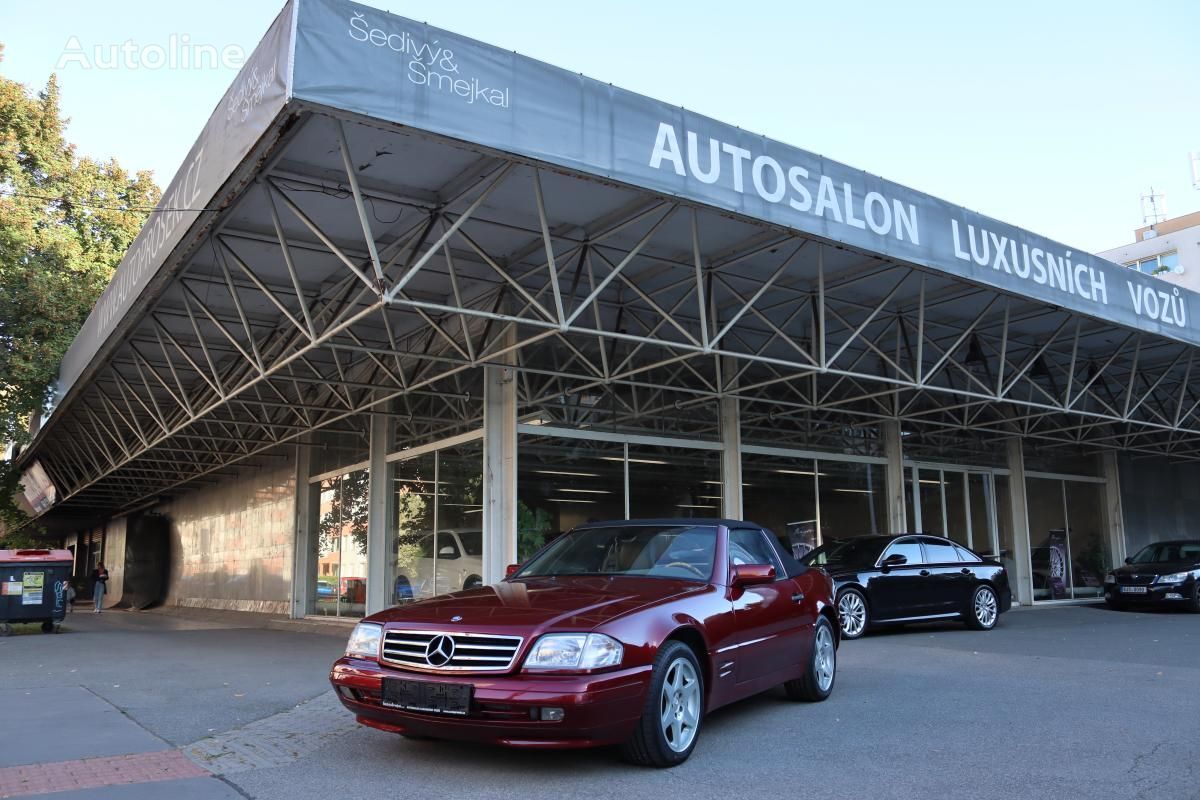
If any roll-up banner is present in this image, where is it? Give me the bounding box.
[292,0,1199,349]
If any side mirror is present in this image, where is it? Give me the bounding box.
[438,546,457,557]
[504,564,521,578]
[731,563,776,588]
[1124,557,1133,565]
[881,553,908,567]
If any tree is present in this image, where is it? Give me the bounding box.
[0,46,161,446]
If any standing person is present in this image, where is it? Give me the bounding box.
[91,565,109,614]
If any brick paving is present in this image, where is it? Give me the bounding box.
[185,691,358,774]
[0,750,209,799]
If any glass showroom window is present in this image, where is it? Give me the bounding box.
[816,460,886,541]
[627,445,721,519]
[387,442,484,604]
[742,453,819,558]
[312,468,369,618]
[516,435,626,561]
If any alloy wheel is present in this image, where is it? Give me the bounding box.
[838,591,867,638]
[975,587,998,628]
[814,623,836,692]
[659,657,701,753]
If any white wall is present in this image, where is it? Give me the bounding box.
[157,451,297,615]
[1097,223,1200,293]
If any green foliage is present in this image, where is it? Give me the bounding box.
[0,48,160,534]
[0,51,160,445]
[517,500,552,559]
[318,470,370,556]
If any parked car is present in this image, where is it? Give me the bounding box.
[393,530,483,603]
[801,534,1011,639]
[331,519,838,767]
[1104,540,1200,611]
[316,580,337,599]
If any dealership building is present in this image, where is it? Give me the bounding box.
[14,0,1200,620]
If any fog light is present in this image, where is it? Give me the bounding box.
[540,707,565,722]
[337,686,357,700]
[1166,593,1184,600]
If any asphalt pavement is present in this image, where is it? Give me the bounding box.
[2,603,1196,799]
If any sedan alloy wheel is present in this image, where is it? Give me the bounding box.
[967,585,999,630]
[837,588,868,639]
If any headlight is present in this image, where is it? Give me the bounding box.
[1154,572,1190,584]
[524,633,623,670]
[345,622,382,659]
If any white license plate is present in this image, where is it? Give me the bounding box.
[1120,586,1148,594]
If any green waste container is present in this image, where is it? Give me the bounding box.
[0,549,73,635]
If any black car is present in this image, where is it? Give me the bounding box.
[1104,540,1200,611]
[800,534,1012,639]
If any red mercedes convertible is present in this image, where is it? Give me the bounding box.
[330,519,838,767]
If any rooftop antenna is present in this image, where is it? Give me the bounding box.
[1140,186,1166,232]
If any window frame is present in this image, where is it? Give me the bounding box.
[877,536,925,567]
[728,527,785,578]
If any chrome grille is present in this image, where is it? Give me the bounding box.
[381,629,523,672]
[1116,573,1155,586]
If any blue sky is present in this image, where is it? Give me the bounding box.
[1,0,1197,253]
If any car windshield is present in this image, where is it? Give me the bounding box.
[1129,541,1200,564]
[514,524,718,582]
[801,537,887,567]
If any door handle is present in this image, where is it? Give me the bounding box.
[919,570,931,577]
[791,592,804,603]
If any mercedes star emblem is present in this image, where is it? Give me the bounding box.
[425,634,455,667]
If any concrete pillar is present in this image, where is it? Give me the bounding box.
[365,410,391,616]
[720,394,742,519]
[482,365,518,583]
[1005,437,1034,606]
[882,420,906,534]
[290,440,314,619]
[1100,451,1126,568]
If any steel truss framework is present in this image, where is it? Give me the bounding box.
[28,110,1200,515]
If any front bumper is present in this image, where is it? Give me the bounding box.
[330,658,652,749]
[1105,580,1196,605]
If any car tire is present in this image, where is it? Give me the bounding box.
[783,616,836,702]
[836,588,869,640]
[462,575,482,591]
[1188,585,1200,614]
[41,621,54,633]
[620,640,704,768]
[965,584,1000,630]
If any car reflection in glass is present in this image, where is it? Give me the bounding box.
[800,534,1012,639]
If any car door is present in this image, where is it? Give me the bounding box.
[918,537,972,614]
[867,537,931,620]
[727,528,807,686]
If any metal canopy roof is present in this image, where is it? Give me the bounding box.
[19,0,1200,518]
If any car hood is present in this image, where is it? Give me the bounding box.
[365,576,708,634]
[1113,561,1199,576]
